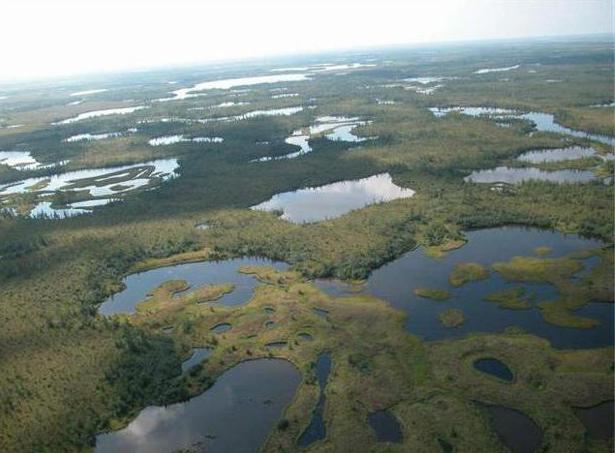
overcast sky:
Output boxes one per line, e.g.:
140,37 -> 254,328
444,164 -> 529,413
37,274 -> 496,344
1,0 -> 612,81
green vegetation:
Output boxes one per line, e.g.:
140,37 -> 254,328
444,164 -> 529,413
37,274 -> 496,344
484,287 -> 533,310
0,38 -> 613,451
493,256 -> 582,282
449,262 -> 489,287
438,308 -> 466,328
414,287 -> 452,301
485,288 -> 532,310
534,246 -> 552,257
492,249 -> 614,328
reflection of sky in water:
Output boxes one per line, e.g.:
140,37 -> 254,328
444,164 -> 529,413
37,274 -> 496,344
429,106 -> 614,145
99,257 -> 287,315
255,116 -> 370,162
465,167 -> 596,184
181,348 -> 213,372
0,151 -> 67,171
96,359 -> 301,453
475,64 -> 520,74
29,202 -> 89,219
167,74 -> 310,101
316,227 -> 610,349
517,146 -> 597,163
251,173 -> 415,223
54,106 -> 147,124
0,159 -> 178,196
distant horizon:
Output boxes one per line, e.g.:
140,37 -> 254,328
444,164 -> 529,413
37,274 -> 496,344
1,0 -> 612,83
0,32 -> 612,87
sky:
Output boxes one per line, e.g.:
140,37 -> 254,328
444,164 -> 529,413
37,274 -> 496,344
1,0 -> 613,81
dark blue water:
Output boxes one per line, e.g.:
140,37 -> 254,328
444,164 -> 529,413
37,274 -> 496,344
573,401 -> 614,440
316,227 -> 611,349
99,257 -> 288,315
96,359 -> 301,453
368,410 -> 403,443
298,353 -> 332,447
211,323 -> 231,333
473,358 -> 514,382
478,403 -> 543,453
181,347 -> 213,372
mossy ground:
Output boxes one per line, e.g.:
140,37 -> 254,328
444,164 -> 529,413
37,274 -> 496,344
492,249 -> 614,328
0,40 -> 613,451
484,287 -> 533,310
414,288 -> 452,301
438,308 -> 466,328
449,262 -> 489,287
116,266 -> 613,452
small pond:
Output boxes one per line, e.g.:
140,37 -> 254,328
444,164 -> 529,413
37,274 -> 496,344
297,333 -> 313,342
99,257 -> 288,316
368,410 -> 403,443
70,88 -> 108,97
181,347 -> 213,372
0,151 -> 60,171
55,106 -> 147,124
1,159 -> 178,218
95,358 -> 301,453
464,167 -> 596,184
573,401 -> 614,440
211,323 -> 232,334
0,159 -> 178,197
168,73 -> 310,100
429,106 -> 614,145
316,227 -> 611,349
265,341 -> 287,349
473,358 -> 514,382
475,64 -> 520,74
254,116 -> 370,162
517,146 -> 599,163
29,202 -> 89,219
251,173 -> 415,223
149,135 -> 223,146
298,353 -> 332,447
478,403 -> 543,453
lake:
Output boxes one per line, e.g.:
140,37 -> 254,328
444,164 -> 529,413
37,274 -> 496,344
99,257 -> 288,315
95,359 -> 301,453
251,173 -> 415,223
316,227 -> 611,349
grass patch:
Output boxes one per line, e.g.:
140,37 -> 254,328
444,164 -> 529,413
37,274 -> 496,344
438,308 -> 466,328
414,287 -> 452,301
534,246 -> 552,257
484,287 -> 533,310
492,256 -> 582,282
449,262 -> 489,287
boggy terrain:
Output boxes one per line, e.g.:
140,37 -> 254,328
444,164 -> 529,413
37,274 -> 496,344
0,37 -> 613,452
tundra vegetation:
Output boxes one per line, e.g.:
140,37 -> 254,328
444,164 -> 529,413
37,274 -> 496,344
0,38 -> 613,452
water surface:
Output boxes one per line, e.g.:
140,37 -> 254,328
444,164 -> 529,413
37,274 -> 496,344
298,353 -> 332,447
149,135 -> 223,146
316,227 -> 610,349
181,348 -> 213,372
368,410 -> 403,443
99,257 -> 287,315
517,146 -> 598,163
430,106 -> 614,145
55,106 -> 147,124
96,359 -> 301,453
473,358 -> 514,382
465,167 -> 596,184
251,173 -> 415,223
573,401 -> 614,439
478,403 -> 543,453
475,65 -> 520,74
168,74 -> 310,100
